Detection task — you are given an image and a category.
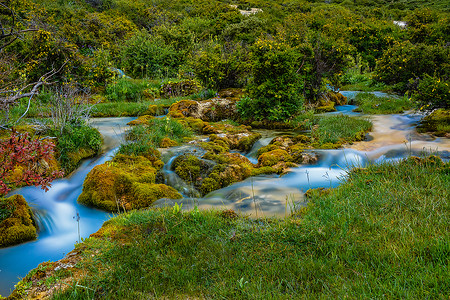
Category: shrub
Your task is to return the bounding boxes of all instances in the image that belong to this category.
[119,29,180,78]
[374,41,450,92]
[239,39,304,121]
[411,75,450,110]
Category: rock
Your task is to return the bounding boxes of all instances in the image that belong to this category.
[168,98,238,122]
[0,195,37,247]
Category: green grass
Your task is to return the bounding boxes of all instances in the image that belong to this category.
[313,115,372,147]
[292,113,372,148]
[119,117,193,156]
[353,92,413,114]
[34,155,449,299]
[90,101,151,117]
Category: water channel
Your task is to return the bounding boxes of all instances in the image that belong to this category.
[1,109,449,296]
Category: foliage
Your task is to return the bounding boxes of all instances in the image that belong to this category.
[50,124,102,174]
[0,131,63,195]
[239,39,305,121]
[190,40,250,90]
[374,41,450,92]
[105,78,157,102]
[160,79,201,98]
[410,75,450,110]
[119,29,181,79]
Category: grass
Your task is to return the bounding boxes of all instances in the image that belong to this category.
[17,155,448,299]
[313,114,372,146]
[292,113,372,148]
[119,117,193,156]
[353,92,413,114]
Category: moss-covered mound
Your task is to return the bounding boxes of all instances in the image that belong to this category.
[172,154,215,188]
[417,109,450,137]
[78,154,181,212]
[0,195,37,247]
[256,134,318,166]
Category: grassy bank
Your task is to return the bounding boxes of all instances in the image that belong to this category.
[353,92,413,114]
[10,156,449,299]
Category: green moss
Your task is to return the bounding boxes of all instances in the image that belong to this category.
[145,104,166,116]
[131,183,182,209]
[159,137,178,148]
[258,149,293,167]
[127,115,155,126]
[173,154,214,186]
[315,102,336,113]
[78,154,175,212]
[256,144,280,157]
[0,195,37,247]
[417,109,450,136]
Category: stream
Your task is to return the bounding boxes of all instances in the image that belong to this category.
[1,110,449,296]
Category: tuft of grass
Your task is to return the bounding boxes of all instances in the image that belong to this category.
[119,117,193,156]
[313,114,372,146]
[353,92,413,114]
[37,156,449,299]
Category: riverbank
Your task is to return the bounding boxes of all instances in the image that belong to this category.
[8,156,449,299]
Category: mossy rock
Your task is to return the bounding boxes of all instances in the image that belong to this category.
[146,104,166,116]
[78,154,173,212]
[200,140,230,154]
[258,149,293,167]
[127,115,155,126]
[169,99,238,122]
[417,109,450,137]
[0,195,37,247]
[199,153,256,195]
[159,137,178,148]
[172,154,215,186]
[256,144,280,157]
[131,183,182,210]
[315,102,336,113]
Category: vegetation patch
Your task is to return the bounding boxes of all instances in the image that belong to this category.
[78,154,181,212]
[353,92,413,114]
[0,195,37,247]
[416,109,450,137]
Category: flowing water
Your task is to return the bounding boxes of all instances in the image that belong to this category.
[1,110,449,296]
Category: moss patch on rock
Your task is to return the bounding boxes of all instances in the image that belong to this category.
[168,98,238,122]
[78,154,181,212]
[417,109,450,137]
[0,195,37,247]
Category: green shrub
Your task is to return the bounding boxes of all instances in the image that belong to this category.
[190,40,250,90]
[238,39,304,121]
[119,29,180,78]
[375,41,450,92]
[411,75,450,110]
